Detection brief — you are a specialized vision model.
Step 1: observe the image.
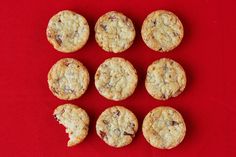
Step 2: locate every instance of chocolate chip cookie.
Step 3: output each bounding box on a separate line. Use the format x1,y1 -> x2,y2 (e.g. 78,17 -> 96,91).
95,11 -> 136,53
145,58 -> 186,100
48,58 -> 90,100
95,57 -> 138,101
53,104 -> 89,147
96,106 -> 138,147
142,106 -> 186,149
141,10 -> 184,52
46,10 -> 89,53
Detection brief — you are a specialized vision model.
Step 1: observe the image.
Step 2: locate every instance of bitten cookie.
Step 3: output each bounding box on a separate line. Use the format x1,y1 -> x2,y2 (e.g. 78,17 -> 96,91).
142,106 -> 186,149
46,10 -> 89,53
141,10 -> 184,52
96,106 -> 138,148
95,57 -> 138,101
95,11 -> 136,53
53,104 -> 89,147
145,58 -> 186,100
48,58 -> 89,100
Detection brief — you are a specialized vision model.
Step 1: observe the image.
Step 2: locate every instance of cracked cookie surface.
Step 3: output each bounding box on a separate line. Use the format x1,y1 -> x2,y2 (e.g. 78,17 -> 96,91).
145,58 -> 186,100
46,10 -> 89,53
141,10 -> 184,52
95,57 -> 138,101
53,104 -> 89,147
142,106 -> 186,149
96,106 -> 138,147
48,58 -> 89,100
95,11 -> 136,53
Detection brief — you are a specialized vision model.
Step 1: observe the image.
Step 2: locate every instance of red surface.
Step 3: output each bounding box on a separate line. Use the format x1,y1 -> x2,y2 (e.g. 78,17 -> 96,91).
0,0 -> 236,156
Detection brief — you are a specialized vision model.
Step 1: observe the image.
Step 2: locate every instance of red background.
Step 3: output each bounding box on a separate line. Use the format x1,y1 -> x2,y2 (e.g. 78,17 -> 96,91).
1,0 -> 235,156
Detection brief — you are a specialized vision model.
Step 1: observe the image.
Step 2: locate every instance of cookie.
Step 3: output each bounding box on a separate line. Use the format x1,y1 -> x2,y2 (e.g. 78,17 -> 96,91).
48,58 -> 90,100
95,57 -> 138,101
96,106 -> 138,147
46,10 -> 89,53
95,11 -> 136,53
141,10 -> 184,52
53,104 -> 89,147
145,58 -> 186,100
142,106 -> 186,149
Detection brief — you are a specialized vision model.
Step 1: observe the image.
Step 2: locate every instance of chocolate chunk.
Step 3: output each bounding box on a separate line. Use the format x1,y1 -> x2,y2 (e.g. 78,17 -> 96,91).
64,88 -> 74,94
123,131 -> 134,138
169,121 -> 178,126
53,114 -> 60,122
161,94 -> 166,99
99,131 -> 107,139
55,35 -> 62,46
102,120 -> 109,125
108,16 -> 116,21
51,87 -> 58,94
113,110 -> 120,117
153,20 -> 157,26
64,61 -> 70,66
173,32 -> 179,37
100,24 -> 107,31
129,122 -> 135,129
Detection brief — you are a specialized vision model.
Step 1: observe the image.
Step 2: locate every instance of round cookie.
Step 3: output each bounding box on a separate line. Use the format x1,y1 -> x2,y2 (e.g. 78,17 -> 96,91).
48,58 -> 89,100
142,106 -> 186,149
53,104 -> 89,147
96,106 -> 138,148
145,58 -> 186,100
95,11 -> 136,53
95,57 -> 138,101
46,10 -> 89,53
141,10 -> 184,52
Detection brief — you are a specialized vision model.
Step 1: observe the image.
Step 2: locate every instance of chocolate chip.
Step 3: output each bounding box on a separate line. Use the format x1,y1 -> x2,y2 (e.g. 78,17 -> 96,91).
58,19 -> 62,23
99,131 -> 107,139
102,120 -> 109,125
153,20 -> 157,26
53,114 -> 60,122
173,32 -> 179,37
55,35 -> 62,46
53,114 -> 57,119
169,121 -> 178,126
123,131 -> 135,138
108,16 -> 116,21
64,62 -> 70,66
100,24 -> 107,31
83,126 -> 88,131
64,88 -> 74,94
113,110 -> 120,117
48,33 -> 52,38
128,122 -> 135,128
161,94 -> 166,99
158,47 -> 163,51
51,87 -> 58,94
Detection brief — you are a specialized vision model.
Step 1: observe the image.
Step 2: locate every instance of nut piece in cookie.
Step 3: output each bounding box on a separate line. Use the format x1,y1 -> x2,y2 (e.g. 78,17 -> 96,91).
95,11 -> 136,53
48,58 -> 90,100
96,106 -> 138,147
145,58 -> 186,100
53,104 -> 90,147
95,57 -> 138,101
142,106 -> 186,149
141,10 -> 184,52
46,10 -> 90,53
